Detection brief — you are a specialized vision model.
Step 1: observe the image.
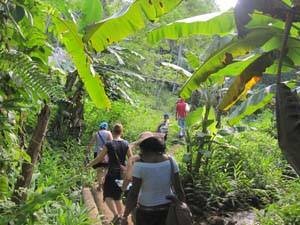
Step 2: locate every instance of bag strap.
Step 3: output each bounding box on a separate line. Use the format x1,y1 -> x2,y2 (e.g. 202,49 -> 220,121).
97,131 -> 106,144
113,141 -> 126,167
114,148 -> 121,166
168,156 -> 177,195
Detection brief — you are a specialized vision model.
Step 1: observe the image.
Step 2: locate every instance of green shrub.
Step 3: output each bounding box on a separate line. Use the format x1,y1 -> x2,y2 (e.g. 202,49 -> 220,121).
257,180 -> 300,225
184,110 -> 291,212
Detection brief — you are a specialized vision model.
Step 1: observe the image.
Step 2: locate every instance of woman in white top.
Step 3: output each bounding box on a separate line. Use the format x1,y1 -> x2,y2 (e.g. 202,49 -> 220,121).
121,133 -> 185,225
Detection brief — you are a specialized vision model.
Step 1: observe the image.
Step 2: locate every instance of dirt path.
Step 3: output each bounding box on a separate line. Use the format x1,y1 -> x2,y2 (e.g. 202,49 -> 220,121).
82,142 -> 183,225
83,184 -> 133,225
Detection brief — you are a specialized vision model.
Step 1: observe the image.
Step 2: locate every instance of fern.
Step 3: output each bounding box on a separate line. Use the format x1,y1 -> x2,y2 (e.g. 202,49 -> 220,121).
0,50 -> 64,101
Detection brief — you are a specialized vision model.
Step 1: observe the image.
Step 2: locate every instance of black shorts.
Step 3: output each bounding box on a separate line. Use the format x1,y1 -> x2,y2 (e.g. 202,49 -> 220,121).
136,205 -> 169,225
103,174 -> 122,200
92,152 -> 108,169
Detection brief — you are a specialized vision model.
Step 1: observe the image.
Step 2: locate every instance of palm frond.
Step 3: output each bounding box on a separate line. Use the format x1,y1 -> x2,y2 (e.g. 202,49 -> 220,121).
0,50 -> 64,102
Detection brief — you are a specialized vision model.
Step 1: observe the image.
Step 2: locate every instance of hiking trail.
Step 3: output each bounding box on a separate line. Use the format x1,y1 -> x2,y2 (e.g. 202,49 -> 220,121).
82,183 -> 133,225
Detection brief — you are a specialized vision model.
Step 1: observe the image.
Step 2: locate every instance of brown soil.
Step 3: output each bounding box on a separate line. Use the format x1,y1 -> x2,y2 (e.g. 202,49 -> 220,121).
83,184 -> 134,225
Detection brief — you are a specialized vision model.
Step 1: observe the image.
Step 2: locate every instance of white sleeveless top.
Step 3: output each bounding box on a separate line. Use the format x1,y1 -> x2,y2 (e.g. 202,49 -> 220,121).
94,130 -> 109,153
132,157 -> 179,206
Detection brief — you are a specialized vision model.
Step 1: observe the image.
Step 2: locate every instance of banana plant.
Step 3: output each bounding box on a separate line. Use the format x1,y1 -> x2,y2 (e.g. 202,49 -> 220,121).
148,0 -> 300,174
83,0 -> 183,51
228,81 -> 298,125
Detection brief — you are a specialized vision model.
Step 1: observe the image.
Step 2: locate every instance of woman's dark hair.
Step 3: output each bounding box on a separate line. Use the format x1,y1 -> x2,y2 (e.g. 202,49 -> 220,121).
139,137 -> 166,154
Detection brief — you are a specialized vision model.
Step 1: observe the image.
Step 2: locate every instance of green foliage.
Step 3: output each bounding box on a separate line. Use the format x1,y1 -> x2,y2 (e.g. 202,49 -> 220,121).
0,140 -> 93,225
85,99 -> 164,142
180,28 -> 278,99
228,84 -> 275,125
185,52 -> 200,70
228,80 -> 297,125
258,180 -> 300,225
183,110 -> 290,213
0,50 -> 64,102
186,106 -> 204,128
0,175 -> 9,200
83,0 -> 184,51
148,6 -> 300,121
218,51 -> 277,111
79,0 -> 103,30
3,0 -> 300,224
52,17 -> 110,109
148,11 -> 235,44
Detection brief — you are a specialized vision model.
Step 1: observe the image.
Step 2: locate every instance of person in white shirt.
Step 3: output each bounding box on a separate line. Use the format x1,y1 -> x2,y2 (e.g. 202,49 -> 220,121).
121,132 -> 185,225
86,122 -> 113,190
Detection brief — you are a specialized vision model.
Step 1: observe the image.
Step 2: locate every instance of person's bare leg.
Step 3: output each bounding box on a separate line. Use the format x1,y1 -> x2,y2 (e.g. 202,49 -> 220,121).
96,168 -> 106,190
105,198 -> 118,216
115,200 -> 123,216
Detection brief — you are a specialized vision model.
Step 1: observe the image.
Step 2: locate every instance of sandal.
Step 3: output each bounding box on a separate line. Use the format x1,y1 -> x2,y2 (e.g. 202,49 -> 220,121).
110,215 -> 121,225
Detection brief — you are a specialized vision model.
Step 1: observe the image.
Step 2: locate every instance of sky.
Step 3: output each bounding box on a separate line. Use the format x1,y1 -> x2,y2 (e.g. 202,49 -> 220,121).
215,0 -> 238,11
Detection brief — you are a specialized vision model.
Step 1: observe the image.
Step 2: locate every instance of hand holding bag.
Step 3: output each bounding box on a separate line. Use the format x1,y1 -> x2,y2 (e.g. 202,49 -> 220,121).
166,157 -> 193,225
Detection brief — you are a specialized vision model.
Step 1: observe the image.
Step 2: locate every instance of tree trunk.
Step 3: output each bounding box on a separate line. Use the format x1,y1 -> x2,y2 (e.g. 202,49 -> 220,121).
52,71 -> 77,138
12,104 -> 50,203
185,131 -> 193,173
190,90 -> 202,111
69,80 -> 85,142
172,43 -> 183,92
52,71 -> 84,141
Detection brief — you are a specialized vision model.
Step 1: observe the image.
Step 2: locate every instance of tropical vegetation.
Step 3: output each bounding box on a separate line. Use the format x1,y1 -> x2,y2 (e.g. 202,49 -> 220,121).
1,0 -> 300,224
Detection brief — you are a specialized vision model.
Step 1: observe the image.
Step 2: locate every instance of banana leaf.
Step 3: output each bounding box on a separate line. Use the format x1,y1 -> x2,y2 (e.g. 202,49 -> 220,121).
180,28 -> 279,99
228,81 -> 297,125
228,84 -> 275,125
262,36 -> 300,65
147,10 -> 283,45
185,52 -> 200,70
53,17 -> 110,109
79,0 -> 103,30
218,51 -> 277,111
246,13 -> 299,37
83,0 -> 183,52
148,11 -> 235,44
209,54 -> 263,83
186,106 -> 204,128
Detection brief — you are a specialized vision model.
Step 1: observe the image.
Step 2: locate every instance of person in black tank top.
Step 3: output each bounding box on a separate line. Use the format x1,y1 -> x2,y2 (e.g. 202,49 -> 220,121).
87,123 -> 132,224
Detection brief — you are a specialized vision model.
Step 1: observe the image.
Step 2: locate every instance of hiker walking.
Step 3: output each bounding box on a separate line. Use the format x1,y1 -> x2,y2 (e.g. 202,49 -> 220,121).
156,113 -> 170,141
86,121 -> 113,190
176,98 -> 189,138
87,123 -> 132,224
122,132 -> 165,191
121,132 -> 185,225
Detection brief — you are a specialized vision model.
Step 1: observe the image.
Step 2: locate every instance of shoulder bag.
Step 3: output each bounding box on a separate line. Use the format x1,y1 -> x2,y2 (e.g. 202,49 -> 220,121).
165,157 -> 193,225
